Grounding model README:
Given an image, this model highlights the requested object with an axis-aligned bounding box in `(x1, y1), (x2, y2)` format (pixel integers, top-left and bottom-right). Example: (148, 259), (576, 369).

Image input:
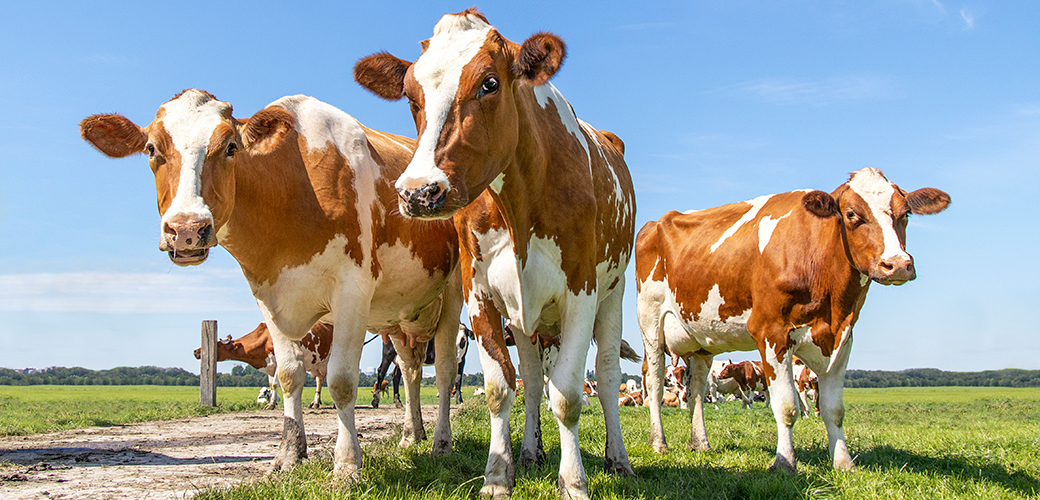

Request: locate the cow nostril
(880, 261), (894, 272)
(198, 225), (212, 242)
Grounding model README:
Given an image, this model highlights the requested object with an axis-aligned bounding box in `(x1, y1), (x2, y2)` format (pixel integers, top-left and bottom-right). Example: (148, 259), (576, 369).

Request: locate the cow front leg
(593, 283), (634, 476)
(270, 333), (308, 471)
(473, 311), (517, 499)
(391, 335), (427, 448)
(761, 343), (799, 473)
(687, 353), (712, 451)
(514, 326), (546, 467)
(326, 312), (368, 479)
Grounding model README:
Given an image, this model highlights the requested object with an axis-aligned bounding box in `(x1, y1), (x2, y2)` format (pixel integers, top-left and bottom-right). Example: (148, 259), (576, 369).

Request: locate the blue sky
(1, 2), (1037, 377)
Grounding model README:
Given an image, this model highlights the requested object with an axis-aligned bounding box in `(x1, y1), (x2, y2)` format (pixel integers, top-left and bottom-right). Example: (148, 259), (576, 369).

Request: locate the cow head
(354, 8), (565, 219)
(193, 334), (241, 360)
(80, 90), (293, 266)
(802, 168), (950, 286)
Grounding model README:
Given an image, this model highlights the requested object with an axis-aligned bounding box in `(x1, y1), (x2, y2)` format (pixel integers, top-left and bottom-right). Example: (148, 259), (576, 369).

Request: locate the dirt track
(0, 405), (435, 499)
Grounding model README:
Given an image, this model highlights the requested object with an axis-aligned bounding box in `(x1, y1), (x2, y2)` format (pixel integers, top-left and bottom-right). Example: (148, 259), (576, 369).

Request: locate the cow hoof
(688, 438), (711, 452)
(479, 484), (512, 500)
(308, 402), (320, 409)
(768, 457), (798, 474)
(432, 438), (452, 456)
(557, 479), (590, 500)
(651, 439), (669, 454)
(834, 456), (856, 471)
(264, 402), (277, 411)
(519, 447), (545, 467)
(604, 456), (635, 477)
(394, 399), (403, 409)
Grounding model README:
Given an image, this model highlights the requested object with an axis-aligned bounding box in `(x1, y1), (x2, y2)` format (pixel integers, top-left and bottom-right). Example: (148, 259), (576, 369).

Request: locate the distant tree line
(3, 366), (1036, 388)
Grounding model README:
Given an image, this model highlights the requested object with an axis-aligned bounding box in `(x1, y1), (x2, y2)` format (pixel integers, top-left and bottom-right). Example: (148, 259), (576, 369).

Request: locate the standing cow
(637, 168), (949, 472)
(193, 321), (332, 409)
(717, 360), (768, 409)
(354, 8), (636, 498)
(80, 91), (463, 477)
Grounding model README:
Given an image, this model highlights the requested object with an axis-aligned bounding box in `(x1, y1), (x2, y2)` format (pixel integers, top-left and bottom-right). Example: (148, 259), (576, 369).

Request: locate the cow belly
(368, 244), (451, 328)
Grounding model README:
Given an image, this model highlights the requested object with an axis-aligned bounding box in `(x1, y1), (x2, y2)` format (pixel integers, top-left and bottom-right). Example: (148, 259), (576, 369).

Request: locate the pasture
(1, 386), (1037, 499)
(190, 386), (1038, 500)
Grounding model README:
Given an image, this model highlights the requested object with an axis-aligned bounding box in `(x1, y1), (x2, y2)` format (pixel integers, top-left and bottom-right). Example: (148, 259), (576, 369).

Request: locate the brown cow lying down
(637, 167), (949, 472)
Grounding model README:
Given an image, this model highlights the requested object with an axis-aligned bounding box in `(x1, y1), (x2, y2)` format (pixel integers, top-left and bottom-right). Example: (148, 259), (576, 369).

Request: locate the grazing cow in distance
(257, 387), (279, 406)
(80, 90), (464, 478)
(794, 358), (820, 417)
(354, 9), (637, 497)
(193, 321), (332, 409)
(637, 167), (949, 472)
(717, 360), (768, 409)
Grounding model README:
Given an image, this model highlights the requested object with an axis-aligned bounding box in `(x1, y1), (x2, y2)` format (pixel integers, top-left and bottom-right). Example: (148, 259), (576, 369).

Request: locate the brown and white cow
(354, 9), (636, 498)
(794, 358), (820, 417)
(636, 167), (949, 472)
(717, 360), (768, 409)
(80, 90), (464, 477)
(193, 321), (333, 409)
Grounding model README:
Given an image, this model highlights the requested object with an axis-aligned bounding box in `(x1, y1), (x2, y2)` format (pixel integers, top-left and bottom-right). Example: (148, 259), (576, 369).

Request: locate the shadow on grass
(855, 444), (1040, 497)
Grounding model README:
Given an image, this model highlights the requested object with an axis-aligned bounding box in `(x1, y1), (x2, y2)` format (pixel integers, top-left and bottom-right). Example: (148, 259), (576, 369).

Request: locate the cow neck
(811, 214), (871, 355)
(218, 129), (344, 287)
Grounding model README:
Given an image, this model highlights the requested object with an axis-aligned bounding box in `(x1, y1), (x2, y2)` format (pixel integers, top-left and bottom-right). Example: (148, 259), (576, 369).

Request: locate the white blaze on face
(399, 13), (492, 192)
(847, 168), (909, 262)
(159, 90), (228, 226)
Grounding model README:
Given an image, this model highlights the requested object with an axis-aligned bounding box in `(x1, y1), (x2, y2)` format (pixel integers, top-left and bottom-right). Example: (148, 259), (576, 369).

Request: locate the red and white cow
(193, 321), (333, 409)
(794, 358), (820, 417)
(354, 9), (637, 498)
(717, 360), (768, 409)
(636, 168), (949, 472)
(80, 91), (464, 477)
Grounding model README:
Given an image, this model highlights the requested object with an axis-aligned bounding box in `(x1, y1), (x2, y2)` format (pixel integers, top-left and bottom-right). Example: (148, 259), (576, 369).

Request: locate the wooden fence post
(200, 320), (217, 406)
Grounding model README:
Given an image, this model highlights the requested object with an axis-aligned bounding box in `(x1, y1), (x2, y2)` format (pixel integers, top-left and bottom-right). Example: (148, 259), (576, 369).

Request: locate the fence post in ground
(200, 320), (218, 406)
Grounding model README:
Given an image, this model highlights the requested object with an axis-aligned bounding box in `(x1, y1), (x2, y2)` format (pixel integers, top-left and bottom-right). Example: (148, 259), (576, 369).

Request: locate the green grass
(187, 387), (1040, 499)
(0, 385), (259, 436)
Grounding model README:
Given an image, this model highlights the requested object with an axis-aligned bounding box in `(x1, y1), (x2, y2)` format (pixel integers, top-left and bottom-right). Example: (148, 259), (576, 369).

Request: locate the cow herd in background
(80, 8), (950, 499)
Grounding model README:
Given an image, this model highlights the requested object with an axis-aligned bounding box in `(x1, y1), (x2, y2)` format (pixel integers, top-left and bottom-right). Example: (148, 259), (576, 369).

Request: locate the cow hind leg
(431, 301), (462, 455)
(593, 284), (634, 476)
(310, 374), (323, 409)
(762, 345), (800, 473)
(391, 336), (427, 448)
(687, 353), (712, 451)
(514, 327), (546, 467)
(269, 333), (308, 471)
(818, 367), (854, 470)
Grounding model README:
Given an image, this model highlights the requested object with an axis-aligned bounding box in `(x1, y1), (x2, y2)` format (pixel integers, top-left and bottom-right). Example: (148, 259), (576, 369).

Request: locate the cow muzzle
(397, 182), (452, 219)
(872, 256), (916, 285)
(160, 216), (216, 266)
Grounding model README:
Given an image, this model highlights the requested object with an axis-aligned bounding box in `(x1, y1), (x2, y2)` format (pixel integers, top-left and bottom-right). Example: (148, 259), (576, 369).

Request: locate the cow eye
(477, 76), (499, 98)
(146, 143), (156, 157)
(225, 142), (237, 158)
(845, 210), (857, 221)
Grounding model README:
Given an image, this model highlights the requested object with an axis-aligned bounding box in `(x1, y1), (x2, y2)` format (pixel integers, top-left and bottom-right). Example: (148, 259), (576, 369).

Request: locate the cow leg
(592, 283), (634, 476)
(548, 297), (597, 500)
(639, 309), (670, 453)
(269, 332), (308, 471)
(325, 314), (368, 479)
(264, 374), (279, 410)
(310, 373), (323, 409)
(515, 326), (546, 467)
(814, 335), (855, 470)
(390, 334), (427, 448)
(472, 307), (517, 499)
(454, 358), (465, 405)
(761, 343), (799, 473)
(371, 341), (396, 409)
(430, 274), (464, 456)
(687, 353), (712, 451)
(392, 365), (403, 408)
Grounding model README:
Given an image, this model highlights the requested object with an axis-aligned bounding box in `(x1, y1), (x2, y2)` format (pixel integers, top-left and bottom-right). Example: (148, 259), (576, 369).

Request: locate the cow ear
(242, 107), (294, 155)
(512, 32), (566, 85)
(80, 114), (147, 158)
(802, 190), (840, 218)
(354, 52), (412, 101)
(907, 187), (950, 215)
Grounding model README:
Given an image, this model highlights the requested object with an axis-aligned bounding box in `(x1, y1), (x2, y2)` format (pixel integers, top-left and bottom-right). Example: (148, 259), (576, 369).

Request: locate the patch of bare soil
(0, 405), (440, 499)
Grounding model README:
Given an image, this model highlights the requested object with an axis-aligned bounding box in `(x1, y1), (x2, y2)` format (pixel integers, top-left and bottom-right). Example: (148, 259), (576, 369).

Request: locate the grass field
(2, 386), (1037, 499)
(0, 385), (259, 436)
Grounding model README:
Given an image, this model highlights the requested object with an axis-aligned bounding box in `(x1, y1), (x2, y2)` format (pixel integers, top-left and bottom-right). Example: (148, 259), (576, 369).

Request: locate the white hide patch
(158, 90), (228, 224)
(710, 194), (773, 253)
(847, 168), (908, 262)
(758, 210), (791, 254)
(402, 13), (492, 192)
(535, 85), (592, 169)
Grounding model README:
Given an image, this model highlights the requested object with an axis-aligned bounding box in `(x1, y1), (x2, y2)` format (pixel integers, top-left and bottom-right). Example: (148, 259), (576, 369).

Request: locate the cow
(354, 9), (637, 498)
(80, 90), (464, 478)
(257, 386), (279, 406)
(371, 324), (474, 409)
(794, 358), (820, 417)
(636, 167), (949, 472)
(193, 321), (332, 409)
(717, 360), (768, 409)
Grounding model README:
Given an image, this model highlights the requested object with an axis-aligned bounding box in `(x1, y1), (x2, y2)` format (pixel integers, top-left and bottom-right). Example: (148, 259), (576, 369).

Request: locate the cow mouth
(168, 248), (209, 266)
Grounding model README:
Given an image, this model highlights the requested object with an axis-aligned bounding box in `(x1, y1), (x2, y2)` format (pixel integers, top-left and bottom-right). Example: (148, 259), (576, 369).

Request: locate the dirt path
(0, 405), (440, 499)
